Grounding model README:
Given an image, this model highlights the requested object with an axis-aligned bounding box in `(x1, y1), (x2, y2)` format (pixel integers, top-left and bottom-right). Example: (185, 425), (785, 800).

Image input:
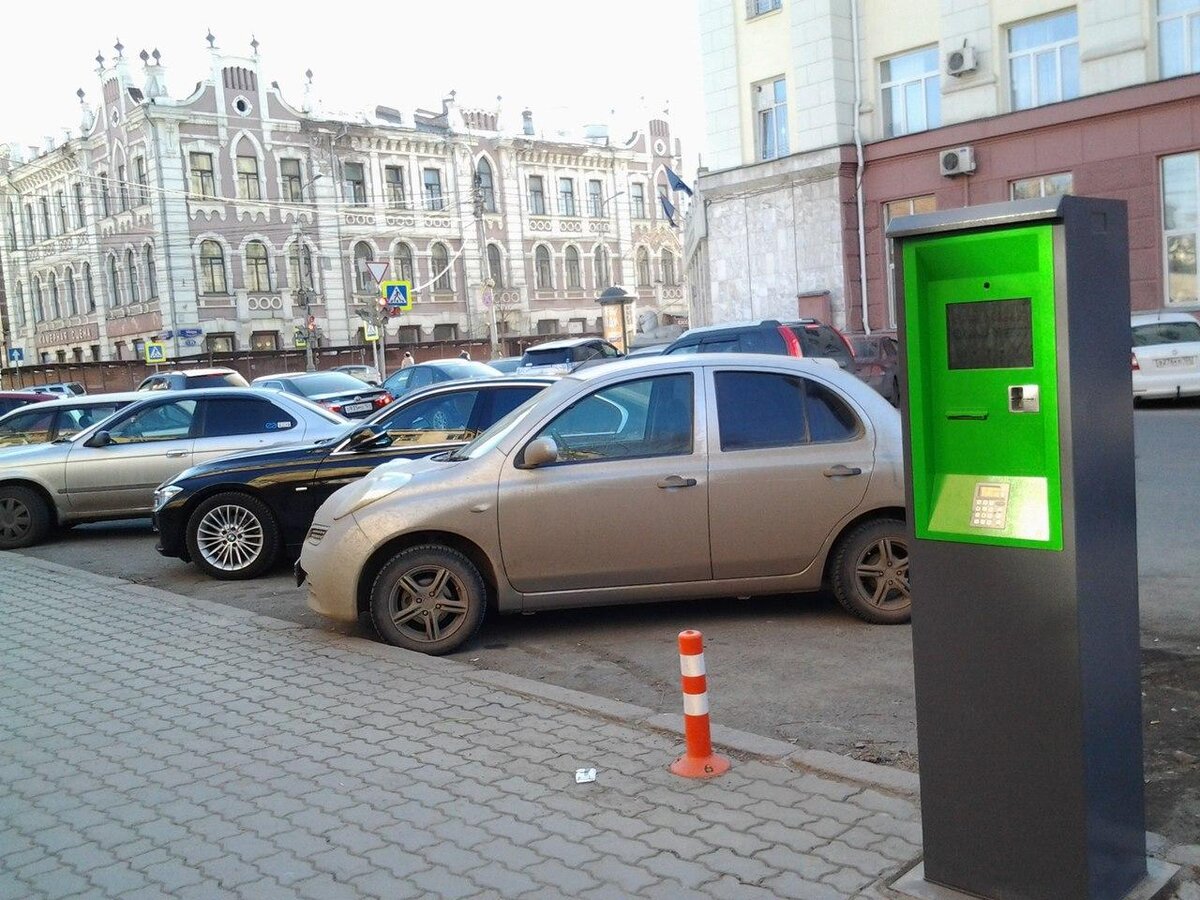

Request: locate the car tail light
(373, 393), (392, 408)
(1131, 353), (1139, 371)
(321, 401), (344, 413)
(778, 325), (803, 356)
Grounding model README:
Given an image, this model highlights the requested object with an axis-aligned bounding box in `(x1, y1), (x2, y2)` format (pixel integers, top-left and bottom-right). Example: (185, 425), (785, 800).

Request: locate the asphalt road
(17, 401), (1200, 844)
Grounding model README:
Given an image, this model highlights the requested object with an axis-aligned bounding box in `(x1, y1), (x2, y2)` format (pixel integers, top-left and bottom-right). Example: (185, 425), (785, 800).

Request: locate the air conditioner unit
(940, 146), (976, 177)
(946, 44), (977, 77)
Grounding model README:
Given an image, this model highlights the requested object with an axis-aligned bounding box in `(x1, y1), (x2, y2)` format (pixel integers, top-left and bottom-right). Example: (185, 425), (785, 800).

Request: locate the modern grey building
(0, 36), (686, 365)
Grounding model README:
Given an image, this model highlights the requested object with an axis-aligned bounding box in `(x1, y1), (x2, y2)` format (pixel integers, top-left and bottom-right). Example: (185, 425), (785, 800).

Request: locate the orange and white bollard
(669, 629), (731, 779)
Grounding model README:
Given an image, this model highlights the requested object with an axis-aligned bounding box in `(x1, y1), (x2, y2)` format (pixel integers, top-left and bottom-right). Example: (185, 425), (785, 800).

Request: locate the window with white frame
(74, 183), (86, 227)
(630, 183), (647, 218)
(66, 267), (78, 315)
(636, 247), (651, 286)
(1008, 10), (1079, 111)
(1159, 0), (1200, 78)
(199, 240), (226, 294)
(344, 161), (367, 205)
(24, 203), (35, 240)
(880, 47), (940, 138)
(476, 159), (496, 212)
(235, 156), (260, 201)
(565, 246), (582, 288)
(189, 153), (215, 198)
(83, 263), (95, 311)
(1163, 151), (1200, 306)
(353, 241), (374, 293)
(117, 164), (129, 211)
(108, 255), (122, 305)
(747, 0), (781, 18)
(662, 250), (677, 286)
(385, 165), (407, 208)
(423, 168), (444, 211)
(99, 173), (111, 216)
(433, 323), (458, 341)
(49, 271), (60, 319)
(33, 277), (44, 322)
(535, 245), (553, 289)
(126, 250), (140, 303)
(246, 241), (271, 291)
(40, 197), (51, 237)
(756, 77), (789, 160)
(528, 175), (546, 215)
(559, 178), (577, 216)
(431, 243), (452, 292)
(289, 243), (315, 292)
(145, 246), (158, 299)
(594, 245), (611, 288)
(588, 180), (604, 217)
(487, 244), (504, 287)
(281, 158), (304, 202)
(1011, 172), (1073, 199)
(393, 243), (414, 284)
(13, 281), (24, 326)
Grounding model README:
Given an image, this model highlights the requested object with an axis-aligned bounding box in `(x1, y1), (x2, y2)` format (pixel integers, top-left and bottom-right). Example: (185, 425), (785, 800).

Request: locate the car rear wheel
(831, 517), (911, 624)
(186, 492), (281, 580)
(0, 485), (52, 549)
(369, 545), (487, 655)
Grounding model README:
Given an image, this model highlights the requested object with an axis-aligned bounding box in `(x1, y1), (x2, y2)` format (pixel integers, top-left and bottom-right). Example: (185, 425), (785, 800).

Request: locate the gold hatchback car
(300, 354), (909, 654)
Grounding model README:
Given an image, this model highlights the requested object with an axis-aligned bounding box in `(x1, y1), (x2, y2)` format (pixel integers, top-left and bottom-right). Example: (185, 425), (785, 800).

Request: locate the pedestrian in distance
(401, 351), (415, 368)
(459, 350), (471, 360)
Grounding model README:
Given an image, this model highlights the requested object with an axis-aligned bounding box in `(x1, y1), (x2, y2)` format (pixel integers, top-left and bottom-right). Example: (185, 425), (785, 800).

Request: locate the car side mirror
(85, 430), (112, 448)
(523, 437), (559, 468)
(346, 425), (392, 452)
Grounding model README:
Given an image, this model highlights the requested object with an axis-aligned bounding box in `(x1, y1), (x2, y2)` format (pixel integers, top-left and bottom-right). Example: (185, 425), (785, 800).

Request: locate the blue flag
(666, 167), (693, 197)
(659, 194), (678, 228)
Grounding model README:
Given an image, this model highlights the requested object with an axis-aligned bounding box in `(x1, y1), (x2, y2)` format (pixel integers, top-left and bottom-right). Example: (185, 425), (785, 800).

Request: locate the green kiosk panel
(903, 225), (1062, 549)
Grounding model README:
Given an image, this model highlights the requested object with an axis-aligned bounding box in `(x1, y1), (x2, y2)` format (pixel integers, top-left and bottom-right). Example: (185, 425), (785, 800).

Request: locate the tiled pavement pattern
(1, 553), (1194, 899)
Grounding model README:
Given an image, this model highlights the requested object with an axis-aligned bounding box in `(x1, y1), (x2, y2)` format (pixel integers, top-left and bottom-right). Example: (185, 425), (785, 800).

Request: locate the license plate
(1154, 356), (1195, 369)
(344, 402), (373, 414)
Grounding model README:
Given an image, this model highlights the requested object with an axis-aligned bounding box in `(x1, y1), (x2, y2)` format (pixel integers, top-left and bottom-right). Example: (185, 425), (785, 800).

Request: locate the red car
(0, 392), (50, 417)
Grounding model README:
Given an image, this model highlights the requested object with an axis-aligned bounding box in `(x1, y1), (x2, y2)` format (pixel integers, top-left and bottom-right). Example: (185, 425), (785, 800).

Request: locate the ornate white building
(0, 36), (686, 364)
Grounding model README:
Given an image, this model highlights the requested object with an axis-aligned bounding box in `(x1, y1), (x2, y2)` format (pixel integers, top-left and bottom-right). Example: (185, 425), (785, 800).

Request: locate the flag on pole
(666, 167), (693, 197)
(659, 194), (678, 228)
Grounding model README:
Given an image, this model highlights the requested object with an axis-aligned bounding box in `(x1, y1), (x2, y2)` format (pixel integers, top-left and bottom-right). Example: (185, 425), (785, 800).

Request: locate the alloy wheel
(195, 504), (265, 572)
(853, 536), (910, 611)
(385, 565), (471, 644)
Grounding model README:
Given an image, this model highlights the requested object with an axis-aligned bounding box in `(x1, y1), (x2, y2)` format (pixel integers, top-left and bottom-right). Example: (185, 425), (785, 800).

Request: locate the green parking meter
(887, 197), (1166, 900)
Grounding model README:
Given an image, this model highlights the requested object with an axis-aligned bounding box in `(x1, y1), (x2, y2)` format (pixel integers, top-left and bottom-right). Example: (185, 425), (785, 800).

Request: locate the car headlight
(330, 470), (413, 521)
(153, 484), (183, 512)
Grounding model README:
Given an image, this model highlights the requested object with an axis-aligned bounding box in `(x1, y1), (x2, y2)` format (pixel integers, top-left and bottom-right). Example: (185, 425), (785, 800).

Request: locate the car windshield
(291, 373), (372, 396)
(1132, 320), (1200, 346)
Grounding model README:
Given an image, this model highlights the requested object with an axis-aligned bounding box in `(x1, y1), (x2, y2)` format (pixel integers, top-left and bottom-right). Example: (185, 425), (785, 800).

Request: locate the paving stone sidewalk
(1, 553), (1195, 899)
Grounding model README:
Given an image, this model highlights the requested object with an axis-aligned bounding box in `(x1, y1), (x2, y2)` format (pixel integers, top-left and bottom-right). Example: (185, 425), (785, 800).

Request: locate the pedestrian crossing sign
(145, 341), (166, 363)
(381, 280), (412, 311)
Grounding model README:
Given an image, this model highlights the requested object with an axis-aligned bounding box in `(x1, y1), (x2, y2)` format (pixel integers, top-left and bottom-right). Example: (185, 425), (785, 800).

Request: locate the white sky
(3, 0), (706, 177)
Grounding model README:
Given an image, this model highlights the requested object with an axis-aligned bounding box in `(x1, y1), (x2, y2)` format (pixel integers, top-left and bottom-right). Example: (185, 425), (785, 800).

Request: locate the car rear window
(188, 372), (250, 389)
(522, 347), (574, 366)
(292, 373), (373, 396)
(792, 325), (853, 368)
(1132, 321), (1200, 346)
(202, 398), (297, 437)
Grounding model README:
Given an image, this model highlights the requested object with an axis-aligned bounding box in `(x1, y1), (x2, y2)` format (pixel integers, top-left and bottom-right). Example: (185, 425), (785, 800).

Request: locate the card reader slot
(945, 411), (990, 421)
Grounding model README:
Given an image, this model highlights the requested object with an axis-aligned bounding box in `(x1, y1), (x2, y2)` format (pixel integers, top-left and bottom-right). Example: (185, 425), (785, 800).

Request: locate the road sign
(365, 261), (390, 285)
(381, 280), (412, 311)
(293, 336), (308, 349)
(145, 342), (166, 363)
(179, 327), (203, 338)
(7, 348), (24, 364)
(364, 324), (380, 342)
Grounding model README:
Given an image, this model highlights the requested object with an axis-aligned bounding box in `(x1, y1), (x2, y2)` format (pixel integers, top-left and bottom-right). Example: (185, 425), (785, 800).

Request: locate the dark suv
(662, 319), (856, 370)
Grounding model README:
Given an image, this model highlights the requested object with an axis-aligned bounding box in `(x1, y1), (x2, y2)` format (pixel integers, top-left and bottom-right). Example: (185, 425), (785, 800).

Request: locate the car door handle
(657, 475), (697, 489)
(823, 465), (862, 477)
(166, 450), (189, 458)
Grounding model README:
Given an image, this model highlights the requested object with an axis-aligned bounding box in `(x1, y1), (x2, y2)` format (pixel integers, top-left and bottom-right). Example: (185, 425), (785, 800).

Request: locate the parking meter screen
(946, 298), (1034, 370)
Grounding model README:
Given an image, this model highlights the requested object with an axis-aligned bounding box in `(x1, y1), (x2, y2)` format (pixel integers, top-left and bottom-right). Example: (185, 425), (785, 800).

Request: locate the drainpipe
(149, 118), (182, 358)
(850, 0), (870, 335)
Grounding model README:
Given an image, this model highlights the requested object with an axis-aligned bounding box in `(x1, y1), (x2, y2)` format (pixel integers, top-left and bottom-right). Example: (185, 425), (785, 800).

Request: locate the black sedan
(252, 371), (392, 418)
(153, 376), (553, 579)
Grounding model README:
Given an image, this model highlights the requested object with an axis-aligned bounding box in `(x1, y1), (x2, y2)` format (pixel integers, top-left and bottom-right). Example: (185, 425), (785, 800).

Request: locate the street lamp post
(294, 173), (323, 372)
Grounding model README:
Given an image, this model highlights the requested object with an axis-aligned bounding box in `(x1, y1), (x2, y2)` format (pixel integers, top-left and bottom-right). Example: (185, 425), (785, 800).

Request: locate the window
(1008, 10), (1079, 111)
(559, 178), (577, 216)
(565, 246), (582, 288)
(1162, 151), (1200, 306)
(126, 249), (140, 303)
(56, 191), (68, 232)
(49, 272), (60, 319)
(487, 244), (504, 287)
(66, 267), (78, 315)
(145, 246), (158, 298)
(83, 263), (95, 311)
(385, 165), (407, 208)
(251, 332), (279, 351)
(74, 183), (86, 227)
(108, 400), (197, 444)
(476, 159), (496, 212)
(537, 319), (561, 335)
(594, 245), (611, 288)
(289, 243), (314, 292)
(883, 195), (936, 327)
(202, 398), (295, 438)
(13, 281), (24, 327)
(0, 408), (55, 446)
(431, 243), (452, 292)
(636, 248), (651, 287)
(756, 77), (789, 160)
(380, 391), (479, 442)
(1159, 0), (1200, 78)
(344, 161), (367, 205)
(662, 250), (677, 286)
(99, 173), (112, 217)
(432, 323), (458, 341)
(423, 168), (444, 211)
(881, 47), (940, 138)
(200, 240), (227, 294)
(206, 334), (236, 353)
(281, 158), (304, 202)
(715, 372), (858, 450)
(190, 153), (215, 198)
(396, 325), (420, 344)
(6, 202), (16, 249)
(394, 243), (414, 284)
(236, 156), (261, 200)
(40, 197), (52, 236)
(528, 175), (546, 215)
(57, 403), (122, 440)
(587, 180), (605, 217)
(535, 245), (553, 289)
(117, 164), (129, 210)
(354, 241), (374, 293)
(630, 183), (647, 218)
(1011, 172), (1073, 199)
(532, 374), (694, 462)
(135, 157), (148, 204)
(108, 255), (122, 306)
(33, 277), (44, 322)
(246, 241), (271, 291)
(24, 203), (36, 240)
(747, 0), (782, 17)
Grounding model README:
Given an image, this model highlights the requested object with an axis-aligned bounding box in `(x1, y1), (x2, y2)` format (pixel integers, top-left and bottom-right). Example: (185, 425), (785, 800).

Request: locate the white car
(1131, 312), (1200, 401)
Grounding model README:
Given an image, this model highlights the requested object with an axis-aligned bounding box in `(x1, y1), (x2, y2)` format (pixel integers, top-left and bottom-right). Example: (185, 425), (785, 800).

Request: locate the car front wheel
(831, 517), (911, 624)
(186, 492), (281, 580)
(0, 485), (52, 549)
(369, 545), (487, 655)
